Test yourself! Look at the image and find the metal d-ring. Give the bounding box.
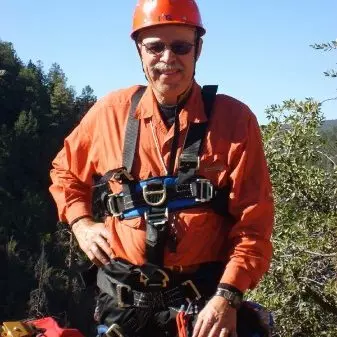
[142,181,167,206]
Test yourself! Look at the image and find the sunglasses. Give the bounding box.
[140,40,195,56]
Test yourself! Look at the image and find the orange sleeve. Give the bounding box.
[220,112,274,292]
[49,104,101,224]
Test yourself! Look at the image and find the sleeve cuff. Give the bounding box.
[69,215,93,227]
[65,202,93,224]
[219,266,253,293]
[218,283,243,296]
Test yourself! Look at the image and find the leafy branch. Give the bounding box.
[310,40,337,51]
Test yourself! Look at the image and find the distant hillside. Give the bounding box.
[322,119,337,130]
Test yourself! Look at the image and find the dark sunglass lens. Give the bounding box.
[147,42,166,54]
[171,42,193,55]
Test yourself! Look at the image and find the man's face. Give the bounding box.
[137,25,202,104]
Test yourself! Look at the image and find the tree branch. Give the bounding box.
[320,97,337,105]
[298,277,324,286]
[303,285,337,315]
[315,150,336,169]
[303,249,337,257]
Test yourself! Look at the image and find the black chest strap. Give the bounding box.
[177,85,218,183]
[123,86,147,172]
[92,86,147,188]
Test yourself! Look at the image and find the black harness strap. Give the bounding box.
[144,206,168,266]
[92,86,146,218]
[123,86,147,172]
[92,86,147,186]
[168,107,180,175]
[177,85,218,183]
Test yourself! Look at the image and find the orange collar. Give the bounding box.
[135,82,208,124]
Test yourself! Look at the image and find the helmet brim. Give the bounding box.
[131,21,206,40]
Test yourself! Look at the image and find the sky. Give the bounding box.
[1,0,336,124]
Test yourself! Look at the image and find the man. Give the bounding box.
[50,1,274,336]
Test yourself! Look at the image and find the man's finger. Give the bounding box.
[207,323,222,337]
[219,328,230,337]
[90,243,110,265]
[193,317,214,337]
[86,249,103,267]
[192,316,203,337]
[96,234,114,258]
[98,226,113,243]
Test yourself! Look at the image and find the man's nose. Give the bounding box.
[160,47,176,62]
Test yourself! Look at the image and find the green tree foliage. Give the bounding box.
[250,40,337,337]
[0,42,25,127]
[0,40,96,327]
[321,124,337,165]
[252,99,337,337]
[311,40,337,78]
[75,85,97,119]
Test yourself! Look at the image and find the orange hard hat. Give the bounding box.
[131,0,205,40]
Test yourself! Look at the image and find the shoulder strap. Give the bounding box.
[201,85,218,118]
[178,85,218,183]
[91,86,146,219]
[123,86,147,172]
[92,86,146,186]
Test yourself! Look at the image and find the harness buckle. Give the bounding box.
[116,284,132,308]
[182,280,202,303]
[144,208,168,227]
[105,324,125,337]
[195,179,214,202]
[139,269,170,288]
[178,154,200,171]
[106,193,124,217]
[142,180,167,206]
[112,167,134,182]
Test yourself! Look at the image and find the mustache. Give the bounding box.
[153,63,184,72]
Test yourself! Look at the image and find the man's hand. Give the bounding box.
[192,296,237,337]
[72,217,114,266]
